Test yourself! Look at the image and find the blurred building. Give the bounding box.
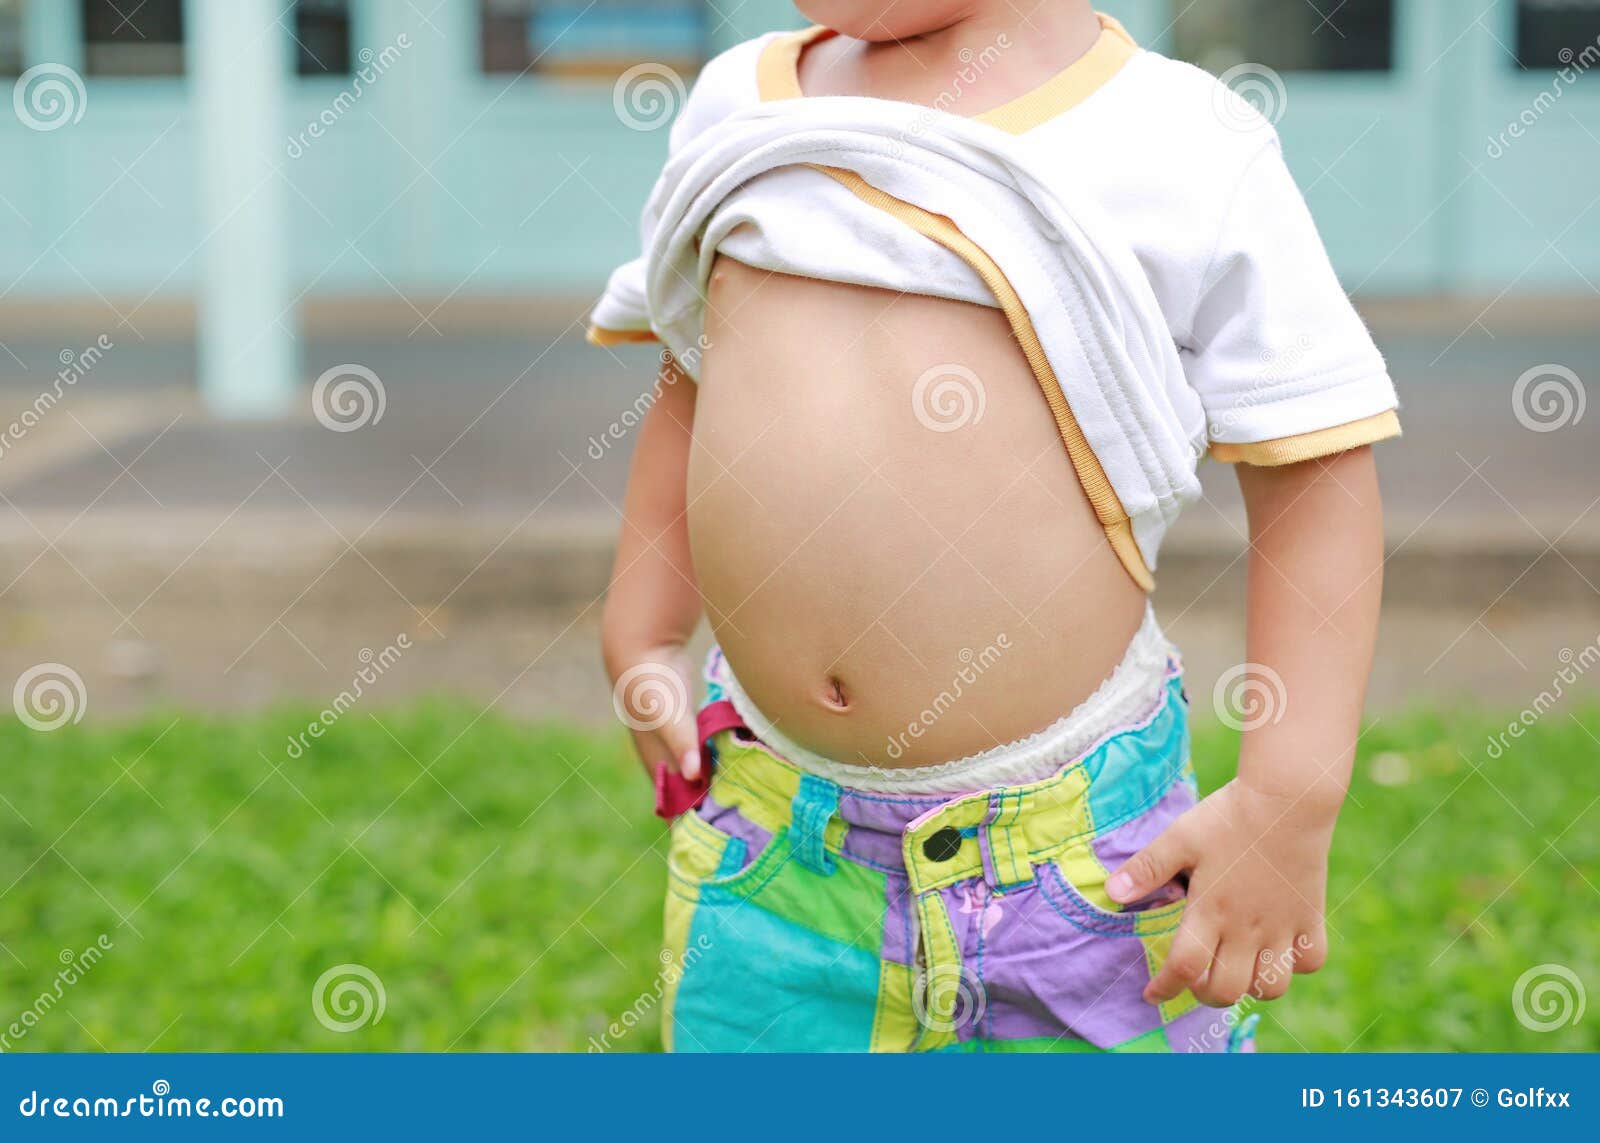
[0,0,1596,310]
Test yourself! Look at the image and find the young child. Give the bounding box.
[593,0,1396,1052]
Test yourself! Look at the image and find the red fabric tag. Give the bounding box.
[653,762,709,820]
[653,699,748,820]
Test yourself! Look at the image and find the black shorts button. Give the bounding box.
[922,826,963,862]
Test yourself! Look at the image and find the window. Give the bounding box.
[1516,0,1600,68]
[294,0,353,76]
[0,0,22,75]
[1170,0,1394,73]
[81,0,185,76]
[480,0,707,77]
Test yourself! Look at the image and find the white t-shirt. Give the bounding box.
[590,14,1400,586]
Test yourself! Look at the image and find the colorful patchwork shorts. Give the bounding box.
[661,647,1259,1054]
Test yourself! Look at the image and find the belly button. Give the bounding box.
[822,676,851,713]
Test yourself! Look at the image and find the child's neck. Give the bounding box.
[879,2,1101,71]
[805,2,1105,116]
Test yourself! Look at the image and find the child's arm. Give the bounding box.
[601,355,706,779]
[1107,445,1384,1006]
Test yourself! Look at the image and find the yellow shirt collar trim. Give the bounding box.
[756,13,1137,134]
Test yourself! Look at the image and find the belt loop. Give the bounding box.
[978,791,1033,892]
[790,774,840,876]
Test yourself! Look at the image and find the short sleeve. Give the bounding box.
[1184,139,1400,466]
[586,39,767,349]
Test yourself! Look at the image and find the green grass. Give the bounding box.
[0,700,1594,1052]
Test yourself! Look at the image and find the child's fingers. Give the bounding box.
[1145,919,1216,1004]
[628,729,671,776]
[1293,925,1328,974]
[657,709,702,780]
[1107,824,1193,904]
[1193,935,1255,1007]
[1249,943,1295,1001]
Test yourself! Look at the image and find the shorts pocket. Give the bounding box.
[1045,844,1211,1033]
[1037,851,1186,938]
[665,805,784,902]
[661,808,788,1050]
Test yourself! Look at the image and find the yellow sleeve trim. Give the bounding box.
[814,164,1154,593]
[1209,410,1401,467]
[586,325,659,348]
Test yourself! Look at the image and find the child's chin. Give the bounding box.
[793,0,969,42]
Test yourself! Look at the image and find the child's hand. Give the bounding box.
[1106,779,1334,1007]
[605,642,703,781]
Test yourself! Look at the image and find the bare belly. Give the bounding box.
[687,258,1146,767]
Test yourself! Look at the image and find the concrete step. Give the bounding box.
[1,509,1595,616]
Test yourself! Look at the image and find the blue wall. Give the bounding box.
[0,0,1595,301]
